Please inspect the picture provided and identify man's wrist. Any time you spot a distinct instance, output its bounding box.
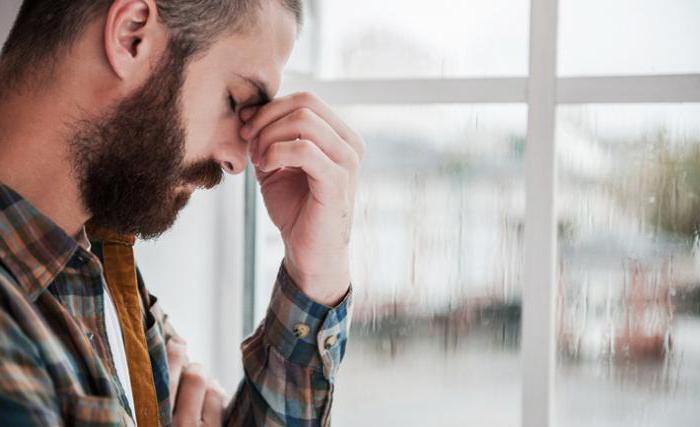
[282,257,350,307]
[260,261,353,377]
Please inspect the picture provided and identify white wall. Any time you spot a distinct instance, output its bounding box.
[135,179,245,392]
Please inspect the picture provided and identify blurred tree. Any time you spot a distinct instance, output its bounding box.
[647,133,700,237]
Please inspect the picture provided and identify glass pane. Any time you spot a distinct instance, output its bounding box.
[559,0,700,76]
[256,104,527,426]
[557,104,700,427]
[295,0,529,79]
[0,1,21,46]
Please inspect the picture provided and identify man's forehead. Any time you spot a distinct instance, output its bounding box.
[229,1,297,93]
[216,31,292,95]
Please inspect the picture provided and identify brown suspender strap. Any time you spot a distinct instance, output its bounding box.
[87,225,160,427]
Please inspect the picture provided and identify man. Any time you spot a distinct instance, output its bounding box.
[0,0,364,425]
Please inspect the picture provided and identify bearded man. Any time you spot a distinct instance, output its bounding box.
[0,0,363,425]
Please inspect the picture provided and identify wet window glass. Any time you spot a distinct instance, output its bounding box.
[556,104,700,427]
[288,0,529,79]
[558,0,700,76]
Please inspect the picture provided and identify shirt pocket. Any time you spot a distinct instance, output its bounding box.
[60,393,134,426]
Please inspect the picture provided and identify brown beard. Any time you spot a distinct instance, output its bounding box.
[70,43,223,239]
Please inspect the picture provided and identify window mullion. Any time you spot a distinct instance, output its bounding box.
[522,0,559,426]
[280,74,700,106]
[557,74,700,104]
[243,165,258,337]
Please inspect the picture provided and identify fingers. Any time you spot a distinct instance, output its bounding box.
[239,105,259,122]
[258,139,345,198]
[252,107,359,170]
[240,92,365,160]
[166,337,188,404]
[201,380,227,426]
[173,364,207,425]
[170,361,228,427]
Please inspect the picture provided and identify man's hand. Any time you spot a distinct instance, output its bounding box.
[240,92,365,306]
[167,338,227,426]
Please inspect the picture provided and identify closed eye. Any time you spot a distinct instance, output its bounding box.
[228,94,238,112]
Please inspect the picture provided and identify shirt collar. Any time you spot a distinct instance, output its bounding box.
[75,226,92,251]
[0,183,80,301]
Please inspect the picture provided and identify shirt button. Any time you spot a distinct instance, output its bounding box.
[293,323,310,339]
[324,335,338,350]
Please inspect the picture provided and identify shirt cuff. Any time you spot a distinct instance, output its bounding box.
[263,262,353,380]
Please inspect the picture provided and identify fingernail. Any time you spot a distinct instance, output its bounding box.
[240,106,258,122]
[240,124,251,139]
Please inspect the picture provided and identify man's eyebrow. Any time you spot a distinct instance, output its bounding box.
[235,73,271,105]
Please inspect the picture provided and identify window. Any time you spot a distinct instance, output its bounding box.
[247,1,700,426]
[556,105,700,427]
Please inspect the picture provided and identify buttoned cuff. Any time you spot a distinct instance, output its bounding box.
[263,262,353,380]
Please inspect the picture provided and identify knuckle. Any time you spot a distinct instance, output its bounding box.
[182,367,207,389]
[167,342,186,361]
[206,385,226,400]
[169,350,185,366]
[168,340,186,353]
[294,91,316,106]
[292,107,314,123]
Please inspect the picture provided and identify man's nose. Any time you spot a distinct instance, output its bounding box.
[220,160,236,175]
[213,132,249,176]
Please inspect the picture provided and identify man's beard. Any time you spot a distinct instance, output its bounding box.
[69,44,223,239]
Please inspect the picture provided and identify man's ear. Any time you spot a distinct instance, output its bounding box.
[103,0,166,80]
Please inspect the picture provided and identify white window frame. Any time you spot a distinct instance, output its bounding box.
[245,0,700,426]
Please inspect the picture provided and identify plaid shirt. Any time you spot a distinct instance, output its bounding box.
[0,183,352,426]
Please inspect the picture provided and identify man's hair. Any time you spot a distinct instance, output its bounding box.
[0,0,302,91]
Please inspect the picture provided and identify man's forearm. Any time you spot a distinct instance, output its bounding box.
[225,262,352,426]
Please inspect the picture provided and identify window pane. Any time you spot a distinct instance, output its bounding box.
[295,0,529,79]
[256,104,526,426]
[0,1,21,45]
[559,0,700,76]
[557,104,700,427]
